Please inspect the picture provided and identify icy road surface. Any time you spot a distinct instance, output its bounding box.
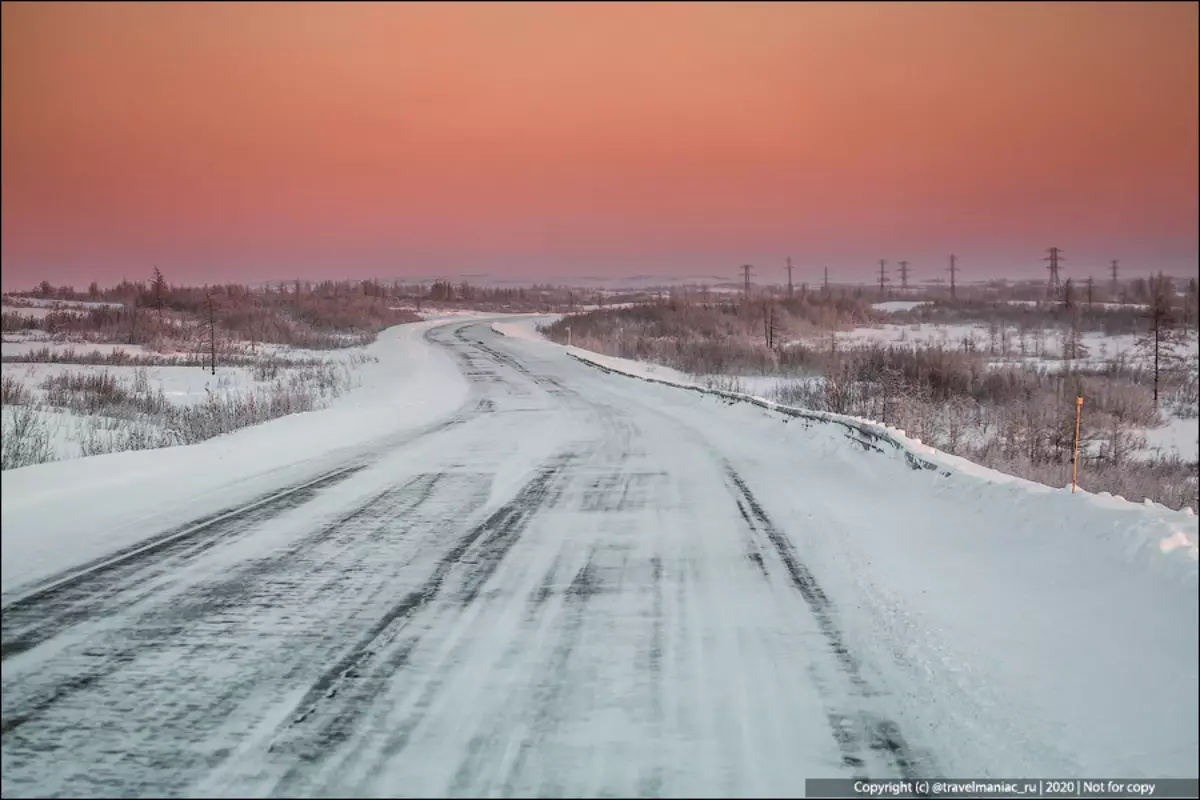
[2,321,1197,797]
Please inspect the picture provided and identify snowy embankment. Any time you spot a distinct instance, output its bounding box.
[501,318,1198,581]
[0,321,470,596]
[540,338,1199,587]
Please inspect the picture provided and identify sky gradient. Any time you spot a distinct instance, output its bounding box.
[3,1,1197,290]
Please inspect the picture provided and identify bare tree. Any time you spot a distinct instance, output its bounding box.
[762,301,781,350]
[1186,277,1199,329]
[151,267,167,323]
[1136,272,1180,410]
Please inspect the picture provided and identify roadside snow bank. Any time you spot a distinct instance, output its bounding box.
[1,321,470,597]
[489,316,561,342]
[566,345,1199,586]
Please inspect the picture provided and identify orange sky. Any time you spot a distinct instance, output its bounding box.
[2,1,1197,288]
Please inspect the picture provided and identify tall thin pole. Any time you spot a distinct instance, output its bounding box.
[786,256,794,299]
[948,254,958,299]
[878,259,888,297]
[741,264,753,295]
[823,266,829,294]
[1072,396,1083,493]
[898,260,910,291]
[208,291,216,376]
[1110,259,1119,298]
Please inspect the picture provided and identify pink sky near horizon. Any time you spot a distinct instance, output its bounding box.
[2,1,1197,290]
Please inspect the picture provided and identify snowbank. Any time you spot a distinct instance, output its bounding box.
[1,321,471,597]
[489,316,561,342]
[564,345,1200,586]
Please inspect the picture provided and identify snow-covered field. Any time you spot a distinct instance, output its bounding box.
[872,300,931,313]
[1,335,386,464]
[2,298,125,318]
[792,322,1199,369]
[1,319,471,592]
[1144,416,1200,463]
[781,322,1199,463]
[1002,299,1150,311]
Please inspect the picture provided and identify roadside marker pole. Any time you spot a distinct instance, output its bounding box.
[1072,396,1083,493]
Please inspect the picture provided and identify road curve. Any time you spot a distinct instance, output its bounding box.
[4,320,1180,797]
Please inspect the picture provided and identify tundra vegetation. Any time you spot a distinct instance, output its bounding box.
[2,275,591,469]
[541,275,1199,511]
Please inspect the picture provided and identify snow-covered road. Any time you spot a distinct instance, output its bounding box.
[2,321,1197,797]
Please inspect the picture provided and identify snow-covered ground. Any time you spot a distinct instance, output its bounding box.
[1,337,388,464]
[1144,416,1200,463]
[872,301,931,313]
[1,320,471,591]
[1002,299,1150,311]
[2,298,125,317]
[782,322,1199,463]
[2,340,157,358]
[2,317,1194,797]
[792,322,1199,368]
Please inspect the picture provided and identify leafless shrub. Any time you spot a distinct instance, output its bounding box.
[40,369,172,418]
[1,311,42,332]
[701,375,747,393]
[1,374,29,405]
[1,404,53,470]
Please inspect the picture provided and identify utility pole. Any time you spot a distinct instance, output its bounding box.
[1110,259,1120,298]
[1045,247,1064,299]
[823,266,829,294]
[898,260,911,292]
[207,289,216,375]
[878,259,888,298]
[741,264,753,296]
[947,253,959,300]
[786,256,794,299]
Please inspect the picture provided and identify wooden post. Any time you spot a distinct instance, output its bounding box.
[1072,396,1084,493]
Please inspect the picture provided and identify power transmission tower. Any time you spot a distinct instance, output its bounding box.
[898,260,911,291]
[1110,259,1119,298]
[786,256,794,299]
[1086,276,1095,307]
[947,253,959,299]
[878,259,889,298]
[1045,247,1064,299]
[741,264,753,295]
